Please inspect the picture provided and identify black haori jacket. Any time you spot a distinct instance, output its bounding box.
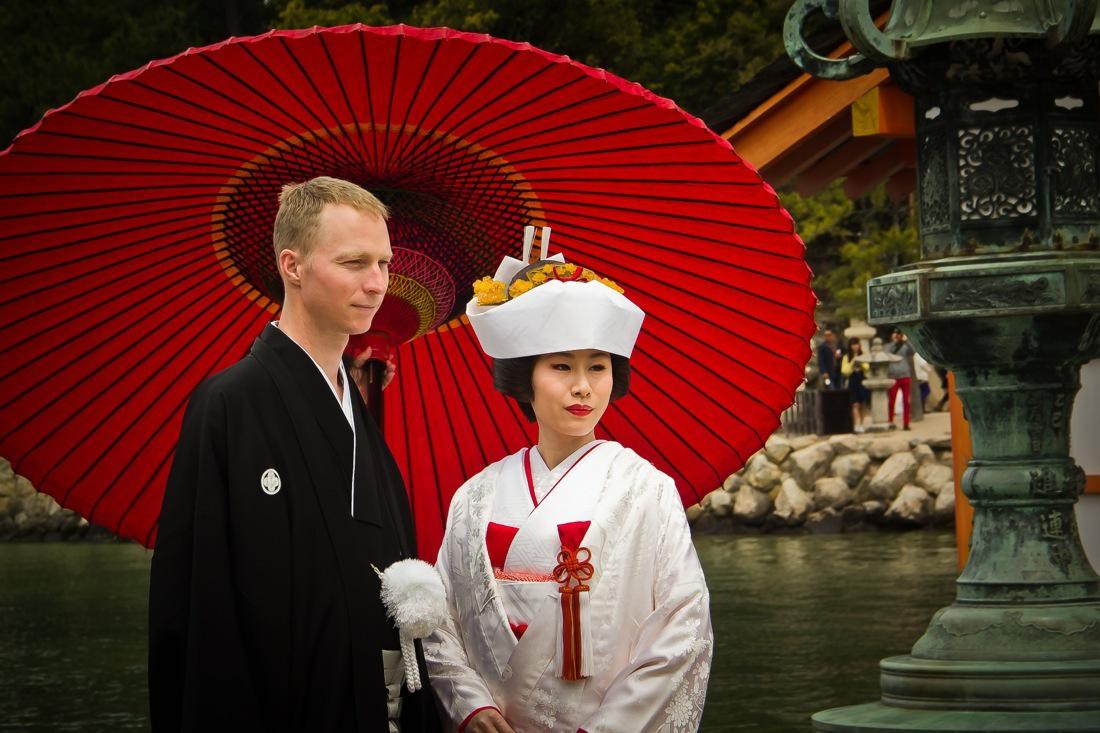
[149,324,439,732]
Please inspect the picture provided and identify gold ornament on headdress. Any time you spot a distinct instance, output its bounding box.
[473,226,625,306]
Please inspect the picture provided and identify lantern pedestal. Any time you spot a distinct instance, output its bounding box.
[784,2,1100,730]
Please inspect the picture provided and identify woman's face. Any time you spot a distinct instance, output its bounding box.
[530,349,614,438]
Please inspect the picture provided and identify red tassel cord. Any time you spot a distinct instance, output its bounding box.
[553,545,594,680]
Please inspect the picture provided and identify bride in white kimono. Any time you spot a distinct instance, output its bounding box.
[425,232,712,733]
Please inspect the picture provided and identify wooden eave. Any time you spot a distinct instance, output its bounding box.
[722,31,917,199]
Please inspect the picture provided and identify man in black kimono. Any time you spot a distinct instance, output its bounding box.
[149,177,439,732]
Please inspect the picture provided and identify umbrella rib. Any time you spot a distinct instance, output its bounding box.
[633,332,773,445]
[275,36,366,169]
[382,41,486,173]
[393,53,553,172]
[316,31,372,174]
[632,336,764,448]
[358,31,383,178]
[536,197,794,237]
[420,332,484,481]
[403,338,448,529]
[553,208,802,264]
[462,102,663,156]
[237,41,361,166]
[182,57,353,170]
[408,74,591,163]
[59,109,294,163]
[565,236,815,350]
[563,233,814,323]
[521,186,779,211]
[0,206,216,256]
[394,345,417,521]
[29,126,289,165]
[387,49,529,174]
[0,191,225,223]
[384,36,445,174]
[50,284,264,501]
[97,87,321,162]
[0,240,223,349]
[626,365,729,484]
[454,320,533,441]
[434,324,503,464]
[91,298,270,530]
[379,33,404,177]
[0,181,230,200]
[0,267,241,427]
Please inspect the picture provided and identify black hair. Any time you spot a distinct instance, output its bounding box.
[492,353,631,422]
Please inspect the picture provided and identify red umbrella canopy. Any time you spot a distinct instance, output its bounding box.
[0,25,815,557]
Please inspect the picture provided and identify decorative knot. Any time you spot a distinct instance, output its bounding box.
[553,546,593,592]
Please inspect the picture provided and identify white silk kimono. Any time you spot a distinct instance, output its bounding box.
[425,441,712,733]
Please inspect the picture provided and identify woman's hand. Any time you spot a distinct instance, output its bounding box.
[465,708,515,733]
[349,347,396,401]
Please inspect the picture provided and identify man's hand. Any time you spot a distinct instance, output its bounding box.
[349,347,396,402]
[465,708,515,733]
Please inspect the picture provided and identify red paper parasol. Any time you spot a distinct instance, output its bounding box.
[0,25,815,557]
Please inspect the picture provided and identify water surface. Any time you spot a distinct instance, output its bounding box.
[0,532,958,731]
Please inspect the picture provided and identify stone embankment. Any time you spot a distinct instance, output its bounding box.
[690,432,956,534]
[0,458,116,541]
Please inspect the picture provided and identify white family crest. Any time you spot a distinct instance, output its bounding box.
[260,468,281,495]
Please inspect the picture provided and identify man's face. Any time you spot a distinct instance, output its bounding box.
[892,330,902,342]
[292,204,392,336]
[824,330,835,346]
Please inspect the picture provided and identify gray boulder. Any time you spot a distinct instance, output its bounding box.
[732,485,773,525]
[813,477,857,510]
[764,435,793,464]
[885,484,933,526]
[746,453,782,491]
[933,487,956,523]
[916,463,953,496]
[722,472,744,492]
[706,488,733,518]
[805,507,843,533]
[911,443,935,464]
[787,443,835,488]
[831,452,871,487]
[867,436,911,459]
[774,478,813,525]
[861,500,888,525]
[828,434,864,455]
[789,434,820,451]
[867,452,919,500]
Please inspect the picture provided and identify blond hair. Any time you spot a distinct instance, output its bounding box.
[272,176,390,259]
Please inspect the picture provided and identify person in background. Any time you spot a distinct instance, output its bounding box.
[914,350,932,412]
[816,328,841,389]
[885,327,916,430]
[841,339,870,432]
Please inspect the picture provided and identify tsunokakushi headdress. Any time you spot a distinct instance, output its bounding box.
[466,226,645,359]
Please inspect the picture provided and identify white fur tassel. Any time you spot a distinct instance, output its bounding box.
[373,559,448,692]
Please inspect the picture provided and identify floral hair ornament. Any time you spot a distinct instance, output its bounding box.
[466,226,645,360]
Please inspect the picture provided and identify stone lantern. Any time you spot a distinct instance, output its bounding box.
[785,1,1100,731]
[855,336,900,431]
[843,319,876,353]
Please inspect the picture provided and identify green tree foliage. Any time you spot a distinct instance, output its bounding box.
[0,0,273,147]
[269,0,792,114]
[782,182,920,322]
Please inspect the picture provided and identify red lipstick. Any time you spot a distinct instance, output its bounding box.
[566,404,593,416]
